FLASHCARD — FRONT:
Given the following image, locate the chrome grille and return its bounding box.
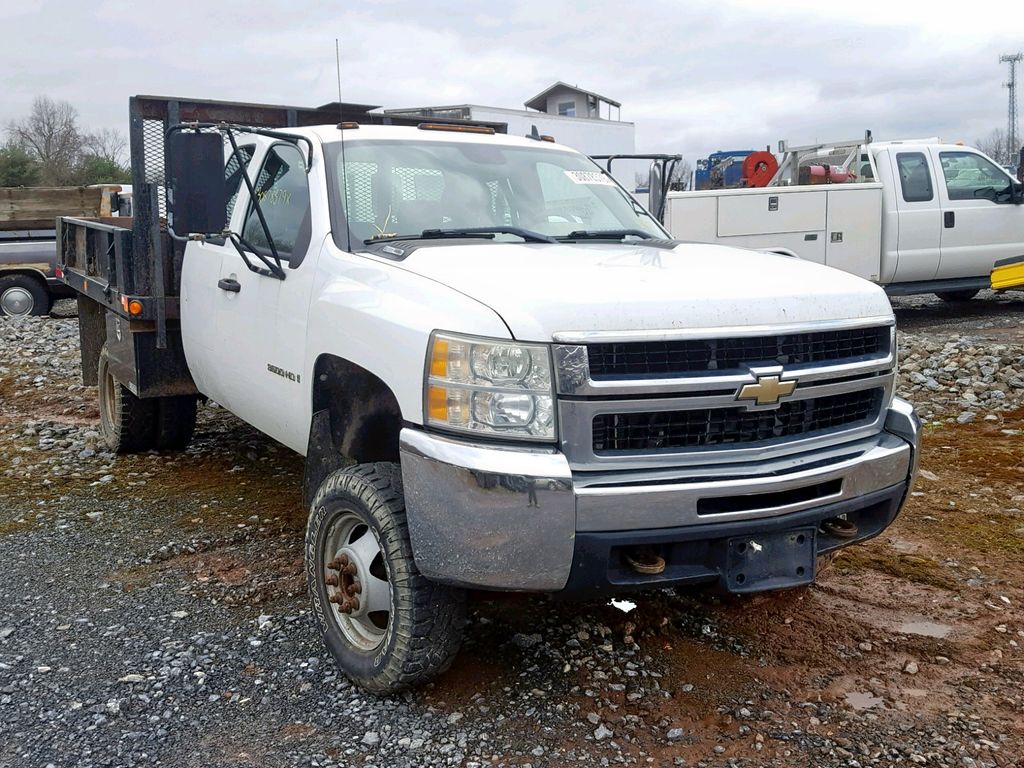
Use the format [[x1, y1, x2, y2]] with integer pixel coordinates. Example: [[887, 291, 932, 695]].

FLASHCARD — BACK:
[[587, 326, 888, 378], [554, 319, 896, 471], [592, 389, 882, 454]]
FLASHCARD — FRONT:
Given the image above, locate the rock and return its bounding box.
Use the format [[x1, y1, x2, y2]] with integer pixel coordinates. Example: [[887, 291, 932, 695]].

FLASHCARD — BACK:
[[361, 731, 380, 746], [118, 674, 146, 683], [919, 469, 939, 481], [956, 411, 976, 424], [594, 724, 613, 741], [667, 728, 685, 741], [904, 660, 920, 675]]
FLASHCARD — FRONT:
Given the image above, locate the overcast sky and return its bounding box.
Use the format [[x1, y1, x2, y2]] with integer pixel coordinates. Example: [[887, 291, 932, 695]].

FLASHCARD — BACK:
[[1, 0, 1021, 162]]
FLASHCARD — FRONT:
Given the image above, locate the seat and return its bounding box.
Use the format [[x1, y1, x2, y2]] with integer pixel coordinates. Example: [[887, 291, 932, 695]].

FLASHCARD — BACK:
[[393, 199, 443, 234]]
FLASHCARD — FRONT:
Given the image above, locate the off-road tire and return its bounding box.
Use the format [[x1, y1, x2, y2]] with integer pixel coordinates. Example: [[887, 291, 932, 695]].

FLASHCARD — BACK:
[[935, 289, 979, 303], [155, 396, 197, 451], [306, 462, 466, 693], [97, 346, 157, 453], [0, 275, 51, 317]]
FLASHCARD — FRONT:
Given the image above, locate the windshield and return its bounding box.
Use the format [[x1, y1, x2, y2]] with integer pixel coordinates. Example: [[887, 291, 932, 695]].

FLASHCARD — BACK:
[[324, 139, 666, 247]]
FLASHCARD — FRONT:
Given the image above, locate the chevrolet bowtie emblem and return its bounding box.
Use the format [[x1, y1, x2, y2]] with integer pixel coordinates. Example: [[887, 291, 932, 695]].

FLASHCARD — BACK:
[[737, 375, 797, 406]]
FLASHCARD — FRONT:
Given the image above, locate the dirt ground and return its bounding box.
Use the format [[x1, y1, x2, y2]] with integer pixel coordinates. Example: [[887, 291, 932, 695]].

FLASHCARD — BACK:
[[2, 296, 1023, 767]]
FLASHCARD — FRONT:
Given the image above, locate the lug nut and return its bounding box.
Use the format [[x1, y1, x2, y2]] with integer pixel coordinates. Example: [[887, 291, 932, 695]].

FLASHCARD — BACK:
[[349, 597, 360, 612], [325, 574, 339, 587], [328, 558, 341, 571], [348, 582, 362, 596], [329, 593, 344, 605], [343, 563, 358, 576], [338, 553, 350, 566]]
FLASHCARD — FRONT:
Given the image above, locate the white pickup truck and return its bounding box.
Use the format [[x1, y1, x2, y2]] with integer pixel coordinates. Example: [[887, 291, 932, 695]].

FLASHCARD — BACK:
[[58, 96, 920, 693], [662, 135, 1024, 301]]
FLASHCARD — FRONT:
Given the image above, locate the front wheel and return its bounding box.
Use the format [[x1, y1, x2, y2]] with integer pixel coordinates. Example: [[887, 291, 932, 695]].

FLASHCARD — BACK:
[[935, 289, 979, 303], [306, 463, 466, 693]]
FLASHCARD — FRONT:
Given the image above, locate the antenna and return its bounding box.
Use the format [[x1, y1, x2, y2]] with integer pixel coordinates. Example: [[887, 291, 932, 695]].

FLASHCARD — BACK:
[[1001, 52, 1022, 162], [336, 38, 353, 252]]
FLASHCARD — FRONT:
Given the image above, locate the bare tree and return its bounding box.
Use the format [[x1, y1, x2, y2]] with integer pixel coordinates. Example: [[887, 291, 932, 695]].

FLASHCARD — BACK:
[[635, 158, 694, 191], [7, 96, 83, 184], [668, 159, 693, 191], [976, 128, 1011, 166], [83, 127, 128, 165]]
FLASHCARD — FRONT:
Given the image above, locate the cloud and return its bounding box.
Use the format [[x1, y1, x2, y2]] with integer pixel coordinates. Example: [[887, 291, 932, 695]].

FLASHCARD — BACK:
[[0, 0, 1017, 164]]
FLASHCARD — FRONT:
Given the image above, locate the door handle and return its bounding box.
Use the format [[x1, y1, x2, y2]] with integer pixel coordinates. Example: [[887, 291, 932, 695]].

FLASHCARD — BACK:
[[218, 278, 241, 293], [944, 211, 955, 228]]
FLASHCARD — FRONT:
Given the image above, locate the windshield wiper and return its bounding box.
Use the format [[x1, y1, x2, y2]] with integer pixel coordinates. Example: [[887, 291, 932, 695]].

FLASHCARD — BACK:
[[559, 229, 655, 241], [366, 226, 557, 245]]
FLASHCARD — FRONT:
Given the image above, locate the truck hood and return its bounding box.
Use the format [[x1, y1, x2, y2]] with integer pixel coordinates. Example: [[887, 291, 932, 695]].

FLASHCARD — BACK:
[[387, 241, 893, 341]]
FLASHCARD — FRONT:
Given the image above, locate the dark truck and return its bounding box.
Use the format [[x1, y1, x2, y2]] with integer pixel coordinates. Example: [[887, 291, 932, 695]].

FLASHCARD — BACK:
[[0, 186, 129, 316]]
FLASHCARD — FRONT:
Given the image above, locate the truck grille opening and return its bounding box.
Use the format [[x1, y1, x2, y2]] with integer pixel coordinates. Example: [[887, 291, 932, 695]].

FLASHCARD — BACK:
[[696, 479, 842, 516], [592, 389, 882, 454], [587, 326, 888, 378]]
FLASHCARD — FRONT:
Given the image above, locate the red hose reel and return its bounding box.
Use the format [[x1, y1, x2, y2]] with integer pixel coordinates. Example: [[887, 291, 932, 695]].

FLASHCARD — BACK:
[[742, 151, 778, 187]]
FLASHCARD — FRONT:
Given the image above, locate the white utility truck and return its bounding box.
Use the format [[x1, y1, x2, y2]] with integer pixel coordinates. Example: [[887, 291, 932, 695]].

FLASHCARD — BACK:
[[661, 134, 1024, 301], [58, 97, 920, 693]]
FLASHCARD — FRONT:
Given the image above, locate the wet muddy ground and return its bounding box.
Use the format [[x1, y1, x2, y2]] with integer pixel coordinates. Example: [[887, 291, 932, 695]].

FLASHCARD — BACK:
[[0, 294, 1022, 767]]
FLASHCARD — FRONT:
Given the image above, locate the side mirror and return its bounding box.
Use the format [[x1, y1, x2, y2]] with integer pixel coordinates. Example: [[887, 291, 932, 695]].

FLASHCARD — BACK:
[[647, 160, 665, 223], [166, 131, 227, 236], [1013, 181, 1024, 205]]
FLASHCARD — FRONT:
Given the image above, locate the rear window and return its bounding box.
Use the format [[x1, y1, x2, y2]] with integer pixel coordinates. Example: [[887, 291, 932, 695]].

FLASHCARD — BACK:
[[895, 152, 933, 203]]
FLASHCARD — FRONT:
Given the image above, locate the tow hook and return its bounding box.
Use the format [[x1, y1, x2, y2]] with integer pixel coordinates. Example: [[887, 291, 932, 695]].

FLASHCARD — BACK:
[[327, 553, 362, 614], [820, 516, 858, 539], [624, 547, 666, 575]]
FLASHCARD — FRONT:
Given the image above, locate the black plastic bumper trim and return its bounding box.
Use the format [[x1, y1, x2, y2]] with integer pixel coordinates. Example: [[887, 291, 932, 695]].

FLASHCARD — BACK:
[[558, 482, 907, 597]]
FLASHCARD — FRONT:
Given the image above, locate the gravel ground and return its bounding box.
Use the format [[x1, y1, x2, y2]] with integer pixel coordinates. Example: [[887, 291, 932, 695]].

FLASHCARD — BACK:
[[1, 294, 1023, 768]]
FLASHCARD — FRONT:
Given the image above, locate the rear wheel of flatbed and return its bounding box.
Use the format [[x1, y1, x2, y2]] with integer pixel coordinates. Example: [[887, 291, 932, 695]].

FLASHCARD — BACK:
[[98, 346, 158, 453], [306, 462, 466, 693], [155, 396, 197, 451], [0, 275, 51, 317]]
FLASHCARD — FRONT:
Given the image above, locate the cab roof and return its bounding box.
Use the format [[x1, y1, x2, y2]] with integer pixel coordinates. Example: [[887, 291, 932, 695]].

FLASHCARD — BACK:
[[280, 123, 577, 152]]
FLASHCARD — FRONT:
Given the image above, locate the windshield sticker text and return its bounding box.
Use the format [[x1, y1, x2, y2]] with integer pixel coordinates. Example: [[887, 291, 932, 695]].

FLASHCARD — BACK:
[[564, 170, 615, 186]]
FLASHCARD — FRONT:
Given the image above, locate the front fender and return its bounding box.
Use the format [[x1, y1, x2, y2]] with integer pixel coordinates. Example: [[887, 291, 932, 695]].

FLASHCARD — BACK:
[[303, 243, 510, 425]]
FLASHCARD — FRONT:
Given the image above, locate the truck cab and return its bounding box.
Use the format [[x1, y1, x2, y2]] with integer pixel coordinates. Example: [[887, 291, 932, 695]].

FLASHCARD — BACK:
[[873, 141, 1024, 291], [664, 136, 1024, 300], [58, 97, 920, 693]]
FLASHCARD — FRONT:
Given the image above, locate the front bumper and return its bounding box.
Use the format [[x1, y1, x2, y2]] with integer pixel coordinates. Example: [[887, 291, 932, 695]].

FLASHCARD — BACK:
[[399, 397, 921, 593]]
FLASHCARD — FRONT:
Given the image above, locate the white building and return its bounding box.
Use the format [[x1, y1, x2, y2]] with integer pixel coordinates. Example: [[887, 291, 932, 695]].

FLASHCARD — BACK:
[[384, 82, 635, 159]]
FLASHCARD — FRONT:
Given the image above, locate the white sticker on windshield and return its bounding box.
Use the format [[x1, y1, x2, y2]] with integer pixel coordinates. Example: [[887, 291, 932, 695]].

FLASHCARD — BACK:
[[564, 170, 615, 186]]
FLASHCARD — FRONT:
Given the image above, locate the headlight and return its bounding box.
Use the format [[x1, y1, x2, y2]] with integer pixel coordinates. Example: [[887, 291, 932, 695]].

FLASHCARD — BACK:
[[425, 332, 555, 441]]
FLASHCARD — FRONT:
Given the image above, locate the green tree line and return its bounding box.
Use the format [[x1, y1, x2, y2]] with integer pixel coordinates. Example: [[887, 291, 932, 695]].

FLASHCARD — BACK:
[[1, 96, 130, 187]]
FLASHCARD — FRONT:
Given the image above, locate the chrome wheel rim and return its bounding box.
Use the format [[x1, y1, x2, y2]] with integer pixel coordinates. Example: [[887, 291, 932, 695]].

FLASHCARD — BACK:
[[322, 511, 392, 651], [0, 287, 33, 316]]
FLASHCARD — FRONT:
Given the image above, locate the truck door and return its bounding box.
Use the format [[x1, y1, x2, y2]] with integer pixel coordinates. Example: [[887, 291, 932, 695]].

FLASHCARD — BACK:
[[206, 141, 319, 451], [931, 147, 1024, 279], [889, 150, 941, 282], [180, 143, 256, 397]]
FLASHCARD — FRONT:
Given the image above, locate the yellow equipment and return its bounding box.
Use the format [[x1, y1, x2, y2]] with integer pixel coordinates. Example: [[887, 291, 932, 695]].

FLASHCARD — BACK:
[[991, 256, 1024, 291]]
